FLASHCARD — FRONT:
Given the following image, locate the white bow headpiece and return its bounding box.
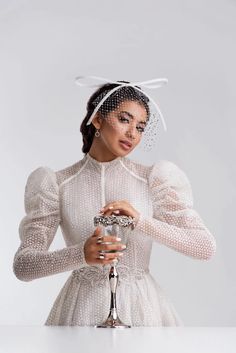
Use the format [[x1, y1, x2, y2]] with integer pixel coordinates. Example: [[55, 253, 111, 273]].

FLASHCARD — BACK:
[[75, 75, 168, 131]]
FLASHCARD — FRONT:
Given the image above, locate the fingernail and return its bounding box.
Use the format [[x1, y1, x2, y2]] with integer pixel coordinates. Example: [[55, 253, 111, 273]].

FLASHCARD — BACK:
[[119, 253, 124, 256], [121, 245, 126, 249], [116, 237, 121, 241]]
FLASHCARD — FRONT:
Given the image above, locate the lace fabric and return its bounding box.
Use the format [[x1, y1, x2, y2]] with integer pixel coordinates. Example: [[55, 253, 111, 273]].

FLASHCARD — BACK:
[[71, 265, 150, 287], [135, 160, 216, 260], [13, 153, 216, 326]]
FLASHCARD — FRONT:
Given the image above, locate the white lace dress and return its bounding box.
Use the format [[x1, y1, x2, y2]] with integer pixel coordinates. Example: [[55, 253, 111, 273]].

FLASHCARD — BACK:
[[13, 153, 216, 326]]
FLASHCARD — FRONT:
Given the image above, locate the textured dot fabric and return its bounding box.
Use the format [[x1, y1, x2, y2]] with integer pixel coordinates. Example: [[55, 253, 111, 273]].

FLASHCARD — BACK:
[[13, 153, 216, 326]]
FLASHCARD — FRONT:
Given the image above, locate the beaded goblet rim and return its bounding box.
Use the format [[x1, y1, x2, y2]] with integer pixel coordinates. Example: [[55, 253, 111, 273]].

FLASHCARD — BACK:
[[93, 214, 135, 229]]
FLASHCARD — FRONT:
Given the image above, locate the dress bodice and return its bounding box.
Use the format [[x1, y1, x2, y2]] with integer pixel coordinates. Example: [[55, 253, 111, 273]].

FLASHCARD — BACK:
[[57, 153, 154, 270], [13, 153, 216, 282]]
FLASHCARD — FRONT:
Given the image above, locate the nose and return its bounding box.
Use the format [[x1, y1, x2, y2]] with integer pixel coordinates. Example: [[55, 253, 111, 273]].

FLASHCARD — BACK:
[[125, 124, 136, 139]]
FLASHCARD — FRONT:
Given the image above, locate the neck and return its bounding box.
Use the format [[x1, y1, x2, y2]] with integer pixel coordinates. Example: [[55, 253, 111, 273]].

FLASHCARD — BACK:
[[88, 141, 121, 162]]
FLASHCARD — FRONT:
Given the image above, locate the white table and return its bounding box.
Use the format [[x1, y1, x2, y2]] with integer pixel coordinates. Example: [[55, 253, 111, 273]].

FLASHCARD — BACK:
[[0, 326, 235, 353]]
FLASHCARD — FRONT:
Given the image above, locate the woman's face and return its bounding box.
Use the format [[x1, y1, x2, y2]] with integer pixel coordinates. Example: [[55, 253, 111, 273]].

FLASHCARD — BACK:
[[94, 100, 148, 158]]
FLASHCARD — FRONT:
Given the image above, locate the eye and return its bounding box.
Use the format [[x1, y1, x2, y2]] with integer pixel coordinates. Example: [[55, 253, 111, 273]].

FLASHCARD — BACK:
[[118, 114, 145, 133], [137, 126, 145, 133], [118, 116, 129, 123]]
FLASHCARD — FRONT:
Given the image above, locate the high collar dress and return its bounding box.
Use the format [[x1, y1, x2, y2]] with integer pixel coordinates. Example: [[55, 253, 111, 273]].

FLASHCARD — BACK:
[[13, 152, 216, 326]]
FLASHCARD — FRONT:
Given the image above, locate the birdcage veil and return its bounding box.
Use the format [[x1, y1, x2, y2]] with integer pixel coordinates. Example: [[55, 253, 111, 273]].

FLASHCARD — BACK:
[[75, 75, 168, 152]]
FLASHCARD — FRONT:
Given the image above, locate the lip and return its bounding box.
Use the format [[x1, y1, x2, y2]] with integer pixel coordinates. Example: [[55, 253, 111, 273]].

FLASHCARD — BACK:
[[119, 140, 132, 150]]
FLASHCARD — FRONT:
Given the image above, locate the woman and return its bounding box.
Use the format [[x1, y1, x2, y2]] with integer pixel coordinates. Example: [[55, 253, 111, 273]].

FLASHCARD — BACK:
[[13, 79, 216, 326]]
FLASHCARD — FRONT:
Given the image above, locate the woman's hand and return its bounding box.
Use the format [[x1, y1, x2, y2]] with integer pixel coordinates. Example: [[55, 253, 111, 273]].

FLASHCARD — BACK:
[[99, 200, 140, 221], [84, 226, 126, 265]]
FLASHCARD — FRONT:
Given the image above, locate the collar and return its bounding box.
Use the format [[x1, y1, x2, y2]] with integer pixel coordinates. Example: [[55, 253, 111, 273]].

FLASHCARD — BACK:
[[84, 152, 124, 170]]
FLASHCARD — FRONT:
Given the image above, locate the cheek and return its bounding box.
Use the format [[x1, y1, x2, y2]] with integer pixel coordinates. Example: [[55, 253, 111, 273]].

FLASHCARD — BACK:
[[101, 123, 121, 145], [106, 123, 120, 136], [105, 118, 125, 135]]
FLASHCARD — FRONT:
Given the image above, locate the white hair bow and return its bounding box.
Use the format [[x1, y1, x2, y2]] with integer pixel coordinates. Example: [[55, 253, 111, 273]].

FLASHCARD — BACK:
[[75, 75, 168, 131]]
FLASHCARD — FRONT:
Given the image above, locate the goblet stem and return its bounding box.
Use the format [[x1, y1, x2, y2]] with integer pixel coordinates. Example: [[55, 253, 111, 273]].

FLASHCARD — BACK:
[[95, 259, 131, 328], [108, 263, 118, 320], [94, 216, 133, 329]]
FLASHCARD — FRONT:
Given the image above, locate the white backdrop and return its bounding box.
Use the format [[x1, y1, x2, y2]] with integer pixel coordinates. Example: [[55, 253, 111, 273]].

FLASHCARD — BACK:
[[0, 0, 235, 326]]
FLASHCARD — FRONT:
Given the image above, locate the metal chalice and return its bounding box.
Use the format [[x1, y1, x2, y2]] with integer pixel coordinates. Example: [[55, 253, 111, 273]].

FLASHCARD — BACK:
[[93, 214, 135, 329]]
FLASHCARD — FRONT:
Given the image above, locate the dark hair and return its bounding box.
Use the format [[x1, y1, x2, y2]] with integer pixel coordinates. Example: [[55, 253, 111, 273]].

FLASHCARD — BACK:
[[80, 80, 150, 154]]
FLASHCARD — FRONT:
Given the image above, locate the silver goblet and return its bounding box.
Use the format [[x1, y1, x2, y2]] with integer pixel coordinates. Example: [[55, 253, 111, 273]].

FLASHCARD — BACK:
[[94, 214, 135, 329]]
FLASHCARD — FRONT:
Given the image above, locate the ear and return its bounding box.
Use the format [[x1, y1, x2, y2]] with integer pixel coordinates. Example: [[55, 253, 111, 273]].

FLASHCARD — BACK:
[[91, 113, 103, 129]]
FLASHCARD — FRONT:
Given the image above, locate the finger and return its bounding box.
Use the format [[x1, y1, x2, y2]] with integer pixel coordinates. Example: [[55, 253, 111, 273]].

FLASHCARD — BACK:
[[100, 259, 119, 265], [103, 252, 124, 259], [98, 243, 126, 251], [100, 203, 115, 211], [96, 249, 123, 258], [99, 255, 122, 264], [95, 253, 121, 262], [107, 210, 120, 216], [101, 200, 128, 212], [96, 253, 105, 260], [101, 204, 130, 217], [95, 235, 121, 243], [92, 226, 103, 237], [101, 209, 121, 217], [100, 203, 119, 213]]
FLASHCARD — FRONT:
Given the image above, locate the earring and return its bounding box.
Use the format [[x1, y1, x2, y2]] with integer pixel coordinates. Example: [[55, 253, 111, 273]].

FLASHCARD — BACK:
[[95, 129, 100, 137]]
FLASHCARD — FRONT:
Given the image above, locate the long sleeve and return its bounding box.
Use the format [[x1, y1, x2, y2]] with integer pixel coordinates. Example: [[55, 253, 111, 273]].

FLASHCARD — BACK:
[[135, 160, 216, 260], [13, 166, 90, 282]]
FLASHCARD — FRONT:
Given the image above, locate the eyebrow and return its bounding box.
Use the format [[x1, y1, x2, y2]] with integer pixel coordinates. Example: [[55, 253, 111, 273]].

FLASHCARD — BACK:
[[119, 110, 147, 125]]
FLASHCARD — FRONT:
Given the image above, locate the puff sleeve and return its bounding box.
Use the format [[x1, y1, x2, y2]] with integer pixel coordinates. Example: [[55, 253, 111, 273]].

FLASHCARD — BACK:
[[13, 166, 89, 282], [135, 160, 216, 260]]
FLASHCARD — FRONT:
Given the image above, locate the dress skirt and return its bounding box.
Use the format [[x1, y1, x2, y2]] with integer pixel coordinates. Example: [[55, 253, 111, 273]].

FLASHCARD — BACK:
[[45, 265, 184, 327]]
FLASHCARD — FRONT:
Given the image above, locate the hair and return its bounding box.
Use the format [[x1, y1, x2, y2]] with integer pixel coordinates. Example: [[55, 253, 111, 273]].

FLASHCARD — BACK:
[[80, 80, 150, 154]]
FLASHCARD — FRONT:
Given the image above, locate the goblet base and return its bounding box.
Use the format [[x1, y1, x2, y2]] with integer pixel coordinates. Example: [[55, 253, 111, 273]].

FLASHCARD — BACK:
[[95, 315, 131, 329]]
